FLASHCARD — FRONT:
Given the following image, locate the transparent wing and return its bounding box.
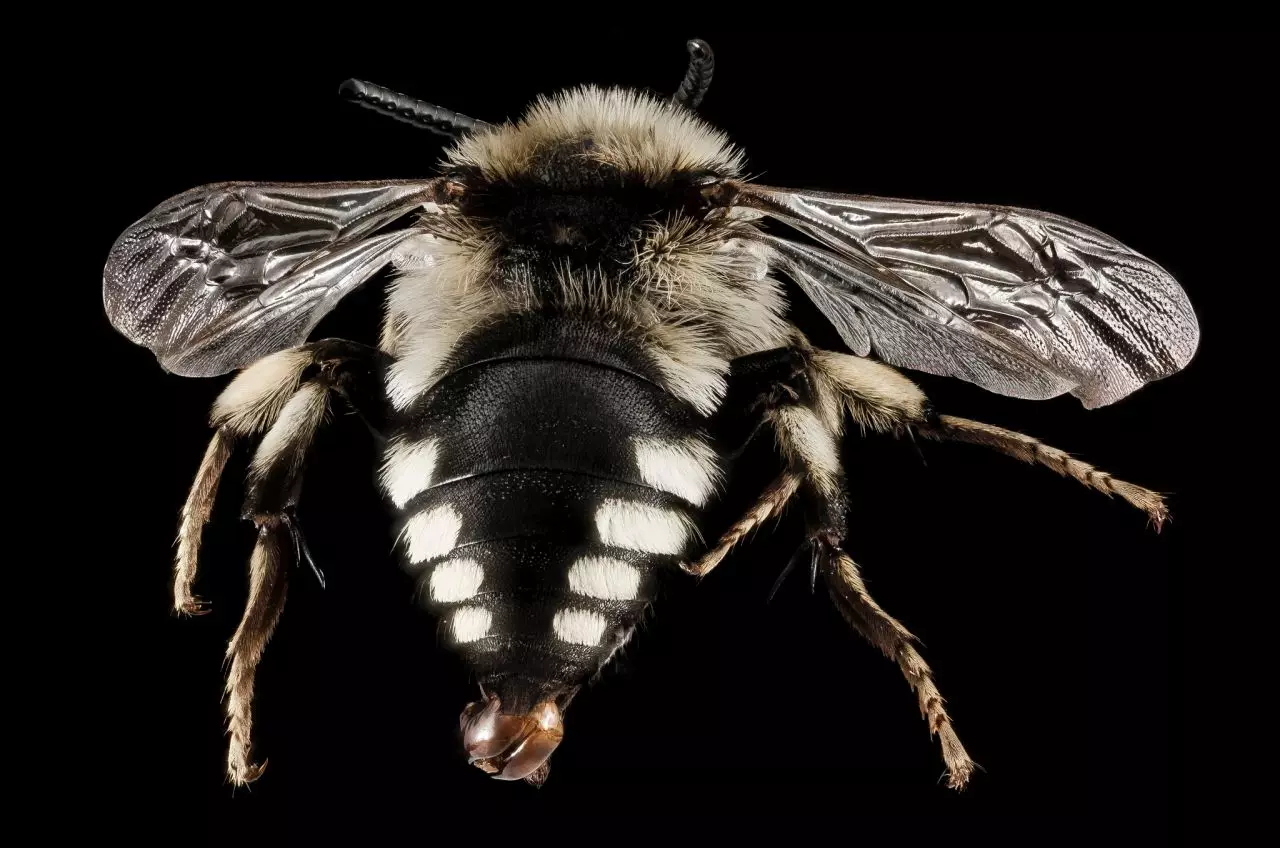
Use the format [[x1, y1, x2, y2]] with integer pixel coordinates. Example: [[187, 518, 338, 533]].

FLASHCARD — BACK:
[[104, 179, 441, 377], [736, 184, 1200, 407]]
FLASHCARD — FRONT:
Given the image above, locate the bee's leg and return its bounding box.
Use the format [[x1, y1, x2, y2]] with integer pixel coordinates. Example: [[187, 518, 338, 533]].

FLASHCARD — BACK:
[[223, 515, 291, 786], [168, 340, 386, 786], [805, 349, 1168, 527], [685, 347, 812, 578], [818, 541, 978, 790], [173, 340, 387, 616], [223, 377, 333, 786], [708, 346, 813, 458], [690, 348, 977, 788], [681, 469, 804, 578], [300, 339, 391, 443], [691, 348, 1163, 788], [689, 346, 840, 578], [770, 400, 977, 790], [687, 397, 855, 574], [916, 415, 1169, 529], [174, 428, 234, 615]]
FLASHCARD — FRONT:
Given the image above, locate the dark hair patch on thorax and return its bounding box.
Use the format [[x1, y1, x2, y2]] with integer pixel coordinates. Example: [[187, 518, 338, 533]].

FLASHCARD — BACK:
[[453, 139, 724, 275]]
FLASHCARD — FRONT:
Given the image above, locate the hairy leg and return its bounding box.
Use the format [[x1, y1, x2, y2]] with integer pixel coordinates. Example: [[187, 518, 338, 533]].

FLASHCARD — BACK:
[[222, 373, 333, 786], [707, 345, 812, 457], [809, 349, 1168, 525], [691, 344, 1165, 788], [682, 471, 802, 578], [174, 429, 234, 615], [917, 415, 1168, 528], [822, 544, 976, 789], [166, 339, 386, 784], [687, 345, 819, 578], [769, 388, 978, 787], [224, 518, 291, 785], [693, 344, 975, 787], [171, 340, 386, 615], [688, 345, 838, 578]]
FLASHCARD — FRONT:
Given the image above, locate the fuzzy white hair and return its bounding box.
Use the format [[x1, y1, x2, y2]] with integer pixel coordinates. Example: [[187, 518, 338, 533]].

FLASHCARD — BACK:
[[383, 87, 792, 415], [446, 86, 744, 185]]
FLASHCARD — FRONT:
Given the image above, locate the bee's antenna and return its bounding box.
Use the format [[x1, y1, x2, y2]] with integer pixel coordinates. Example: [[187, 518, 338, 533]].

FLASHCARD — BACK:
[[338, 79, 489, 138], [671, 39, 715, 111]]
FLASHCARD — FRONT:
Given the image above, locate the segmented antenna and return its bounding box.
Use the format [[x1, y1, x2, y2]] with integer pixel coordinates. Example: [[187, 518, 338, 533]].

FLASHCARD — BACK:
[[338, 79, 488, 138], [671, 39, 715, 110]]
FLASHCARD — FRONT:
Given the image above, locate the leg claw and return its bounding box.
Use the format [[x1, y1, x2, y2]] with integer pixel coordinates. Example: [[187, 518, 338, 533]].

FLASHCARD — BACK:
[[177, 596, 211, 616]]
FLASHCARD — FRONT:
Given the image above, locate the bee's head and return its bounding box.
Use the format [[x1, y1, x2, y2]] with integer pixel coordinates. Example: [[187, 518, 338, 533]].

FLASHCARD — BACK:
[[432, 85, 742, 270], [439, 83, 742, 191], [342, 41, 740, 271]]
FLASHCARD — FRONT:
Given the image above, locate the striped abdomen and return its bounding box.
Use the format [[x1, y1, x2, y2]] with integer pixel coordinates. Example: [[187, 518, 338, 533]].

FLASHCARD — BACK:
[[381, 315, 720, 712]]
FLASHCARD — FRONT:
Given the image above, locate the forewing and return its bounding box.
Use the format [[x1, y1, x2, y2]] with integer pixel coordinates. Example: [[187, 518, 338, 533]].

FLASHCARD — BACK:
[[737, 185, 1199, 407], [104, 180, 440, 377], [761, 233, 1074, 401]]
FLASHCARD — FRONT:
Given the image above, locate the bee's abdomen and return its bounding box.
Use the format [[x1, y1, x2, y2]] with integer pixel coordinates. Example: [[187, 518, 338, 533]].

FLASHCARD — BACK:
[[383, 316, 719, 708]]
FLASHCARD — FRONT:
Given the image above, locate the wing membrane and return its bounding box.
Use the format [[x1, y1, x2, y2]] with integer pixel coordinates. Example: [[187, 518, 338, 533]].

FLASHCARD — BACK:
[[737, 184, 1199, 407], [104, 180, 440, 377], [761, 233, 1074, 401]]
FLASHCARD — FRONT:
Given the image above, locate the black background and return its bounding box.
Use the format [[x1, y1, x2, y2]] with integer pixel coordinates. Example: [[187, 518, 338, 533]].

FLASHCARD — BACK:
[[76, 29, 1259, 841]]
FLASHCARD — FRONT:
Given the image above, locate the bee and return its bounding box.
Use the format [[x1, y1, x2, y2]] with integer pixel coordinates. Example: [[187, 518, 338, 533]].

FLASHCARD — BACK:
[[103, 38, 1199, 790]]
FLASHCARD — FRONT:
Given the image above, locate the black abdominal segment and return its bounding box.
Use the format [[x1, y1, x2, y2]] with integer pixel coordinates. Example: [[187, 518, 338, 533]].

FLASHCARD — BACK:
[[386, 315, 714, 713]]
